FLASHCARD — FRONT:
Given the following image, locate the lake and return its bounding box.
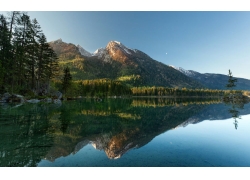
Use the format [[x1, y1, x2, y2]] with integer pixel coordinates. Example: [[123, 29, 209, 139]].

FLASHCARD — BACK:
[[0, 98, 250, 167]]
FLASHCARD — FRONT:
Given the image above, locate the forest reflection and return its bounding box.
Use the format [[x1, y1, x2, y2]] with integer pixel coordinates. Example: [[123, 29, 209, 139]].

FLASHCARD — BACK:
[[0, 98, 249, 166]]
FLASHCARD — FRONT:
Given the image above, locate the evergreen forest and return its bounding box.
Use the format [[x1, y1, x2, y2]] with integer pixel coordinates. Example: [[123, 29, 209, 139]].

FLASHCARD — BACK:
[[0, 12, 59, 95]]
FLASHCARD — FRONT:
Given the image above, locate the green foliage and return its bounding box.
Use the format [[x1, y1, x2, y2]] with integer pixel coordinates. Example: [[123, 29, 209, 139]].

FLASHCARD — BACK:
[[226, 69, 237, 89], [223, 70, 248, 104], [0, 61, 4, 87], [54, 78, 132, 98], [116, 75, 142, 87], [62, 66, 72, 96], [0, 14, 10, 91], [76, 79, 132, 97], [0, 12, 59, 95], [131, 86, 225, 97]]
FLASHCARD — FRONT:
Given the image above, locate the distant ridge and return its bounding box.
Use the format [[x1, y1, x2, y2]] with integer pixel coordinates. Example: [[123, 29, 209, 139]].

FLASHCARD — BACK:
[[170, 65, 250, 90]]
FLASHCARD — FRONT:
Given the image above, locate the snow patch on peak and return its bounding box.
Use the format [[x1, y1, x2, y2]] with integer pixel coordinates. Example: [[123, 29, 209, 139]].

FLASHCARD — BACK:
[[92, 41, 137, 59], [114, 41, 121, 45], [77, 45, 92, 57], [93, 48, 105, 58], [169, 65, 195, 77], [132, 49, 138, 53], [93, 48, 112, 62], [175, 117, 199, 128], [122, 46, 131, 55], [108, 41, 132, 55], [94, 47, 104, 54]]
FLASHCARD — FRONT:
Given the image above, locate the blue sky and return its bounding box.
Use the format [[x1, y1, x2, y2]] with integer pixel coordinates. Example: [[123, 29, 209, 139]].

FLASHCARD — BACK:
[[1, 11, 250, 79]]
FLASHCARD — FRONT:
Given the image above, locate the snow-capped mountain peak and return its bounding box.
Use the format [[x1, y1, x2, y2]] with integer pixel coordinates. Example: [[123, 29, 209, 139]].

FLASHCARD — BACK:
[[76, 45, 92, 57], [93, 48, 105, 58], [114, 41, 121, 45], [92, 40, 135, 60], [107, 41, 133, 55]]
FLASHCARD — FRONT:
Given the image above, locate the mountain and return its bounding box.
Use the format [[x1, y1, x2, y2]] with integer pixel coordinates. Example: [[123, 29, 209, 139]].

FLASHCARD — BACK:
[[49, 39, 204, 88], [76, 44, 92, 57], [170, 66, 250, 90], [49, 39, 82, 60]]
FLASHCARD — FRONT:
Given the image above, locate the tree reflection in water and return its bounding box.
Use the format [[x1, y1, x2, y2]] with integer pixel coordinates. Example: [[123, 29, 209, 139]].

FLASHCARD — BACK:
[[1, 97, 250, 166], [227, 102, 244, 130]]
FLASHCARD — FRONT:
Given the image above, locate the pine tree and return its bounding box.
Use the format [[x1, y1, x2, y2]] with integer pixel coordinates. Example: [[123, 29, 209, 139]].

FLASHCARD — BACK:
[[0, 15, 9, 89], [27, 18, 42, 90], [7, 11, 21, 93], [36, 33, 58, 94], [226, 69, 237, 90], [16, 13, 31, 89], [62, 66, 72, 96]]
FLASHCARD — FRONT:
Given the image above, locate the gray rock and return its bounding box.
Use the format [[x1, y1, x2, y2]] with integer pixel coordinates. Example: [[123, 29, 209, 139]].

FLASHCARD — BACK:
[[0, 100, 6, 103], [1, 92, 11, 101], [13, 94, 25, 103], [27, 99, 40, 103], [46, 98, 52, 103], [53, 99, 62, 104]]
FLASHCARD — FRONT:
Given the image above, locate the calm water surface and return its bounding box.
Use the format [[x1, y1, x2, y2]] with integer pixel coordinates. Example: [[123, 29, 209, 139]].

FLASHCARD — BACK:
[[0, 98, 249, 167]]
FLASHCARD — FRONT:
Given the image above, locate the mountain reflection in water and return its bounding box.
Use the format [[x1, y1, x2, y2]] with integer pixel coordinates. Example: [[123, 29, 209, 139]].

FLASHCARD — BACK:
[[0, 98, 249, 167]]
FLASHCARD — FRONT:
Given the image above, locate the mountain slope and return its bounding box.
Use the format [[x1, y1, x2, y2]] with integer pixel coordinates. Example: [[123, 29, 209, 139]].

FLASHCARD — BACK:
[[170, 66, 250, 90], [49, 39, 203, 88], [77, 45, 92, 57], [49, 39, 82, 60]]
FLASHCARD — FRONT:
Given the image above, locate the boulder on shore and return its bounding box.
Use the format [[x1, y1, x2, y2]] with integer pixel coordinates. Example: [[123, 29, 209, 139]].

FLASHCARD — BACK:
[[53, 99, 62, 104], [1, 93, 11, 102], [0, 99, 6, 103], [13, 94, 25, 103], [0, 93, 25, 103], [46, 98, 52, 103], [27, 99, 40, 103]]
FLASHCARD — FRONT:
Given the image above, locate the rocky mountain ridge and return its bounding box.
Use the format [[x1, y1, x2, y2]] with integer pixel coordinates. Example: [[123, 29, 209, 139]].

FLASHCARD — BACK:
[[76, 44, 92, 57], [49, 39, 204, 88]]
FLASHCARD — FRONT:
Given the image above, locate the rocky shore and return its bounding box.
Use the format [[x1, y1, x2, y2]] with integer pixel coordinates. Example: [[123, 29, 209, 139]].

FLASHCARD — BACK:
[[0, 91, 63, 104]]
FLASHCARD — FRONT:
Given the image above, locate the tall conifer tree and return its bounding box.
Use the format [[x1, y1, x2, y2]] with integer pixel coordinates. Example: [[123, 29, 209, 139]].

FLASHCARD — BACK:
[[226, 69, 237, 90], [62, 66, 72, 96]]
